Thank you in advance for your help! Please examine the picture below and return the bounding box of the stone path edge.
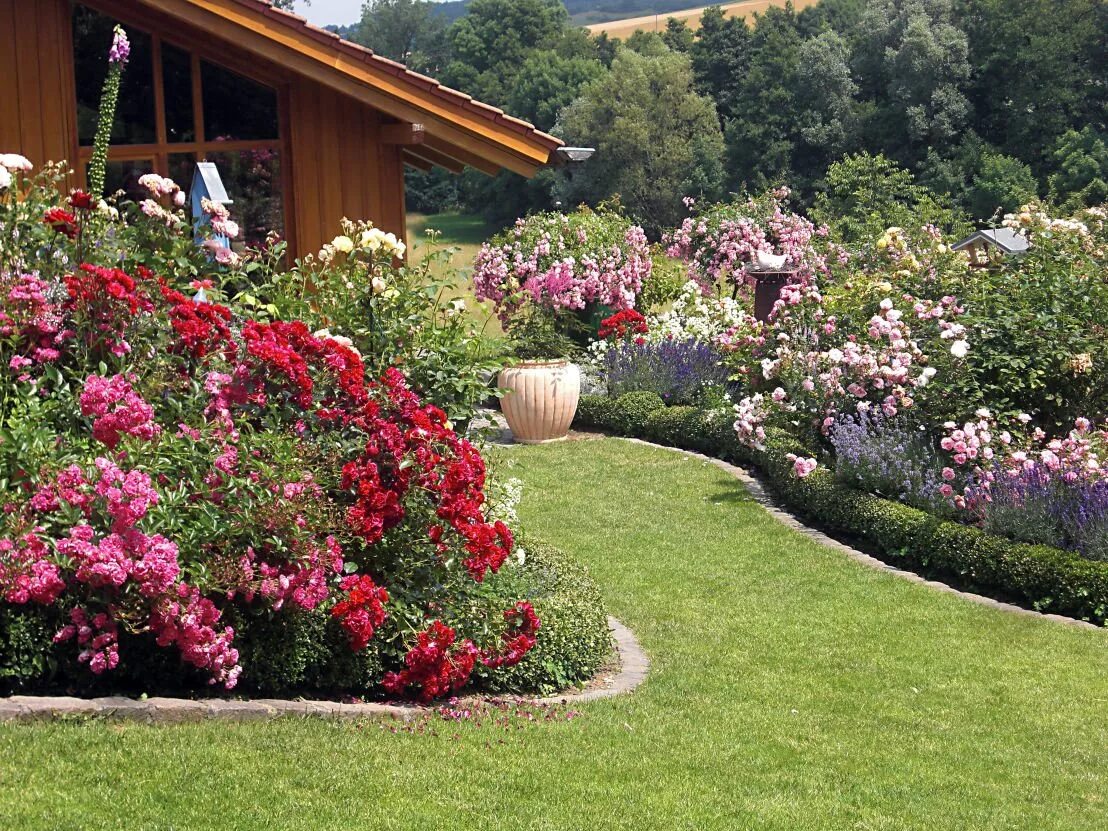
[0,615,647,723]
[621,437,1105,633]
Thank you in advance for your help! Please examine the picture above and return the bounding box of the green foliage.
[610,391,666,436]
[0,607,59,691]
[956,221,1108,431]
[966,152,1039,220]
[482,540,611,694]
[505,51,603,133]
[558,46,726,237]
[574,393,618,430]
[637,248,686,311]
[812,152,969,242]
[579,397,1108,625]
[1048,128,1108,211]
[350,0,448,69]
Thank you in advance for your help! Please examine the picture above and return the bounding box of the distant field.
[585,0,820,37]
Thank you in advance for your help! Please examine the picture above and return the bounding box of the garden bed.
[576,393,1108,626]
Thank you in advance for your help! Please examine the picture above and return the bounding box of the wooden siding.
[0,0,79,173]
[287,78,406,258]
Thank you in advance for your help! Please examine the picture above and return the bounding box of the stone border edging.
[0,616,647,723]
[622,437,1104,633]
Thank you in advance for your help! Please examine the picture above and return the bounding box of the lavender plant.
[602,338,732,405]
[830,412,952,514]
[982,465,1108,561]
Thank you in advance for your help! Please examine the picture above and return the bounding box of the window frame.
[73,8,295,252]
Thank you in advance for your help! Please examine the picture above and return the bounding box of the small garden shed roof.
[951,228,1030,255]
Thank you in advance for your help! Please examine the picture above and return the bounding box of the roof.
[951,228,1030,254]
[129,0,563,177]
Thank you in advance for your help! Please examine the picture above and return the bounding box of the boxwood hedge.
[578,393,1108,626]
[0,539,612,698]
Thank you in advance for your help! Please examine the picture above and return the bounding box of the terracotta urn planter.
[497,360,581,444]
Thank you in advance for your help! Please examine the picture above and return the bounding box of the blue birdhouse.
[190,161,233,249]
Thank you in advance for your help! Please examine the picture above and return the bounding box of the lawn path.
[1,439,1105,830]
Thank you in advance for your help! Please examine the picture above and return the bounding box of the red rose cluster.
[331,574,389,651]
[599,308,648,343]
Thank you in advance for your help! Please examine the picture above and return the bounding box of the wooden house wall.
[0,0,79,174]
[286,78,407,258]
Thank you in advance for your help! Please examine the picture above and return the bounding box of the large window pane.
[73,5,155,146]
[162,43,195,144]
[201,62,279,142]
[168,153,197,196]
[203,150,284,248]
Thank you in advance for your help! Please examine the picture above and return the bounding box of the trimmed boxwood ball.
[612,391,666,436]
[575,393,618,431]
[483,540,612,695]
[582,400,1108,625]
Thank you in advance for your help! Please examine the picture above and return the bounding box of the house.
[0,0,564,257]
[951,228,1030,266]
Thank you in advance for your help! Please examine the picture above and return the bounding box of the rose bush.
[0,155,608,699]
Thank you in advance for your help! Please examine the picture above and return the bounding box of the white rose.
[0,166,10,190]
[0,153,32,172]
[950,340,970,359]
[332,235,355,253]
[371,275,387,295]
[361,228,385,252]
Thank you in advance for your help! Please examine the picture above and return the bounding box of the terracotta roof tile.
[224,0,562,153]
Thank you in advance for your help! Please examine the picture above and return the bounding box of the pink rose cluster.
[938,411,1108,510]
[79,373,162,449]
[665,188,837,293]
[473,211,651,322]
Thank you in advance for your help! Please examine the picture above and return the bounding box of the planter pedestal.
[747,266,802,322]
[497,361,581,444]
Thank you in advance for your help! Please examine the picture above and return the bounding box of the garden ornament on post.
[190,162,233,248]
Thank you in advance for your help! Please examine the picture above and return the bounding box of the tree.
[689,6,751,121]
[352,0,446,69]
[812,152,967,242]
[505,51,603,133]
[443,0,569,102]
[792,30,857,183]
[961,0,1107,170]
[1048,128,1108,211]
[967,152,1038,220]
[852,0,972,163]
[723,6,803,191]
[557,47,725,237]
[661,18,694,53]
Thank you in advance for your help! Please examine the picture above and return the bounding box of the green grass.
[2,439,1107,830]
[407,211,504,336]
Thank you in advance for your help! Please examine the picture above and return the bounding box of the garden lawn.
[2,438,1106,830]
[407,211,505,336]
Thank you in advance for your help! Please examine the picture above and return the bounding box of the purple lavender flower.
[980,463,1108,560]
[602,338,731,405]
[108,25,130,66]
[830,412,950,514]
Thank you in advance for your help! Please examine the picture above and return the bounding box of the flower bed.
[576,393,1108,626]
[0,154,610,700]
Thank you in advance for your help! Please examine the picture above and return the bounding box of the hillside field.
[585,0,820,37]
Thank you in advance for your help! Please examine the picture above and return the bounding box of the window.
[72,4,288,249]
